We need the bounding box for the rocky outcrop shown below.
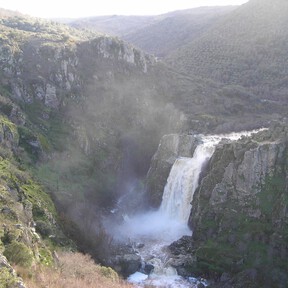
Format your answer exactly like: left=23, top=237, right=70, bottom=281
left=186, top=125, right=288, bottom=287
left=146, top=134, right=199, bottom=207
left=0, top=254, right=26, bottom=288
left=91, top=36, right=155, bottom=73
left=168, top=236, right=196, bottom=277
left=0, top=115, right=19, bottom=148
left=0, top=29, right=155, bottom=113
left=111, top=253, right=142, bottom=278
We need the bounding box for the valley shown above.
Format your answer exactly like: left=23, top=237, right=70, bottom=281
left=0, top=1, right=287, bottom=287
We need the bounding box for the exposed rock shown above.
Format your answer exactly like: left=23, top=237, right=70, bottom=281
left=93, top=36, right=155, bottom=73
left=112, top=253, right=142, bottom=278
left=188, top=126, right=288, bottom=286
left=44, top=84, right=59, bottom=108
left=142, top=263, right=154, bottom=275
left=169, top=235, right=194, bottom=255
left=168, top=236, right=196, bottom=277
left=146, top=134, right=199, bottom=207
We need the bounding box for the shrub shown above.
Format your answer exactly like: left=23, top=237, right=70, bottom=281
left=0, top=267, right=18, bottom=288
left=3, top=241, right=34, bottom=267
left=22, top=252, right=132, bottom=288
left=39, top=247, right=54, bottom=266
left=35, top=220, right=53, bottom=237
left=98, top=266, right=119, bottom=281
left=1, top=228, right=23, bottom=245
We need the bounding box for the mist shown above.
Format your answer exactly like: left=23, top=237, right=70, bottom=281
left=105, top=210, right=191, bottom=243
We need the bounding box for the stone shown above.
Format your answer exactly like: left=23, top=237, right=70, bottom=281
left=146, top=134, right=198, bottom=207
left=112, top=253, right=142, bottom=278
left=190, top=127, right=288, bottom=286
left=143, top=263, right=154, bottom=275
left=44, top=84, right=59, bottom=108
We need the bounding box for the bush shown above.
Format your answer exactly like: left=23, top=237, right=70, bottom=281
left=39, top=247, right=53, bottom=266
left=35, top=220, right=53, bottom=237
left=1, top=228, right=23, bottom=245
left=0, top=267, right=18, bottom=288
left=99, top=266, right=119, bottom=281
left=3, top=241, right=34, bottom=268
left=22, top=252, right=131, bottom=288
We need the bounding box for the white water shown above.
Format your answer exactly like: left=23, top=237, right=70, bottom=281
left=116, top=129, right=266, bottom=288
left=158, top=130, right=261, bottom=224
left=159, top=141, right=217, bottom=223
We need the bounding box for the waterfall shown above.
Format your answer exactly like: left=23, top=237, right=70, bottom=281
left=159, top=130, right=264, bottom=224
left=159, top=141, right=217, bottom=223
left=111, top=129, right=266, bottom=287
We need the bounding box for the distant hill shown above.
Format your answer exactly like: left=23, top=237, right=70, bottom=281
left=167, top=0, right=288, bottom=104
left=69, top=6, right=237, bottom=57
left=123, top=7, right=237, bottom=57
left=0, top=7, right=23, bottom=18
left=70, top=15, right=157, bottom=37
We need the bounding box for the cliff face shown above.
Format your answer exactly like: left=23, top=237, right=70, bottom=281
left=0, top=109, right=72, bottom=287
left=146, top=134, right=199, bottom=207
left=0, top=24, right=154, bottom=111
left=0, top=15, right=184, bottom=201
left=0, top=16, right=188, bottom=278
left=188, top=125, right=288, bottom=287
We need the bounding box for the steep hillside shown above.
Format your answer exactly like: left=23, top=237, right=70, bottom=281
left=167, top=0, right=288, bottom=105
left=189, top=124, right=288, bottom=287
left=123, top=7, right=236, bottom=57
left=70, top=7, right=236, bottom=57
left=70, top=15, right=157, bottom=37
left=0, top=12, right=190, bottom=268
left=0, top=96, right=73, bottom=287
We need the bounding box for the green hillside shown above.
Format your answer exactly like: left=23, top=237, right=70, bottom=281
left=1, top=3, right=288, bottom=287
left=70, top=15, right=157, bottom=37
left=123, top=7, right=236, bottom=57
left=69, top=7, right=236, bottom=57
left=167, top=0, right=288, bottom=104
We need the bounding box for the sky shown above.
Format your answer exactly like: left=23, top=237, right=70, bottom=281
left=0, top=0, right=249, bottom=18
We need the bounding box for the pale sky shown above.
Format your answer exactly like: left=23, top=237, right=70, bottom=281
left=0, top=0, right=249, bottom=18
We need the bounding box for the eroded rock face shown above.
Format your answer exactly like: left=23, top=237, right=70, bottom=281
left=188, top=125, right=288, bottom=286
left=146, top=134, right=199, bottom=207
left=0, top=32, right=155, bottom=114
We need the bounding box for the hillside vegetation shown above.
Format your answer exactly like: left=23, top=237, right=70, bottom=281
left=1, top=2, right=288, bottom=287
left=167, top=0, right=288, bottom=105
left=123, top=7, right=236, bottom=57
left=21, top=252, right=131, bottom=288
left=70, top=6, right=236, bottom=57
left=70, top=15, right=156, bottom=37
left=0, top=12, right=187, bottom=280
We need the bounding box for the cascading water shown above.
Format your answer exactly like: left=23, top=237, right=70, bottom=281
left=110, top=129, right=265, bottom=288
left=159, top=139, right=218, bottom=223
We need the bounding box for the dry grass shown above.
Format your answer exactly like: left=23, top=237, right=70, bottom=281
left=17, top=252, right=133, bottom=288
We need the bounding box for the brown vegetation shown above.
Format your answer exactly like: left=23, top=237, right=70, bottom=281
left=18, top=252, right=132, bottom=288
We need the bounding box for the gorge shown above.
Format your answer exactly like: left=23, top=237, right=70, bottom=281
left=106, top=129, right=267, bottom=287
left=0, top=1, right=288, bottom=287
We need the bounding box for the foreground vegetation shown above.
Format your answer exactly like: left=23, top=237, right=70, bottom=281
left=18, top=252, right=131, bottom=288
